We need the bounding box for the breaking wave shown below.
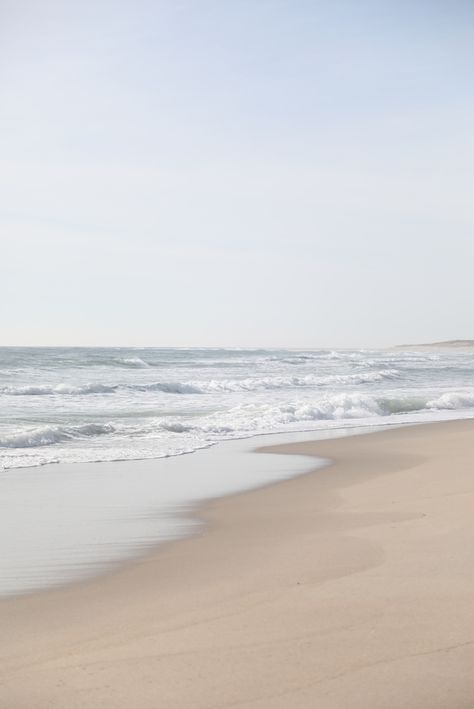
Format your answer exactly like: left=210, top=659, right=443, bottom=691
left=116, top=357, right=149, bottom=368
left=0, top=370, right=399, bottom=397
left=2, top=388, right=474, bottom=459
left=132, top=370, right=400, bottom=394
left=2, top=383, right=117, bottom=396
left=0, top=423, right=115, bottom=449
left=427, top=392, right=474, bottom=410
left=1, top=346, right=473, bottom=468
left=159, top=390, right=474, bottom=436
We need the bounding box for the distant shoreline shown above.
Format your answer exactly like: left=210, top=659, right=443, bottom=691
left=396, top=339, right=474, bottom=349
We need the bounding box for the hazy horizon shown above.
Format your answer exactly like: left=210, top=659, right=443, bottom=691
left=1, top=339, right=473, bottom=351
left=2, top=1, right=473, bottom=347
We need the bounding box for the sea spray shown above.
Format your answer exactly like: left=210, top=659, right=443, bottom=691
left=0, top=346, right=473, bottom=468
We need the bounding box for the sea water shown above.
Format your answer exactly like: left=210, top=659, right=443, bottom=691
left=1, top=346, right=473, bottom=470
left=0, top=432, right=325, bottom=596
left=1, top=346, right=473, bottom=595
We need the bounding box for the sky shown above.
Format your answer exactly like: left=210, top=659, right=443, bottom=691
left=1, top=0, right=473, bottom=347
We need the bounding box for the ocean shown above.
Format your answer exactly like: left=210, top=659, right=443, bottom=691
left=1, top=346, right=473, bottom=470
left=1, top=345, right=474, bottom=595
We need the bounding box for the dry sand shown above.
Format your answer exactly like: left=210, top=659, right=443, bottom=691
left=1, top=419, right=474, bottom=708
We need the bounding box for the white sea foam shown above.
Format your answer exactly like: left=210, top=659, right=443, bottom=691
left=117, top=357, right=150, bottom=368
left=1, top=346, right=473, bottom=467
left=427, top=392, right=474, bottom=409
left=323, top=370, right=400, bottom=385
left=2, top=370, right=399, bottom=397
left=0, top=423, right=115, bottom=448
left=159, top=390, right=474, bottom=439
left=136, top=369, right=400, bottom=394
left=2, top=383, right=117, bottom=396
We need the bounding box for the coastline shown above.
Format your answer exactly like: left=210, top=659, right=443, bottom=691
left=2, top=419, right=474, bottom=707
left=0, top=429, right=324, bottom=597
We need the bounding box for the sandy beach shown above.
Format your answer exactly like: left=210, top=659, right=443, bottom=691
left=1, top=419, right=474, bottom=708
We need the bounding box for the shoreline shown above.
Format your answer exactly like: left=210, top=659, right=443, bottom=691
left=4, top=409, right=474, bottom=474
left=0, top=428, right=324, bottom=597
left=3, top=413, right=472, bottom=598
left=2, top=419, right=474, bottom=707
left=3, top=421, right=416, bottom=598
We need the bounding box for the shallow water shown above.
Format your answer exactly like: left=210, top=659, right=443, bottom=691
left=1, top=346, right=473, bottom=469
left=0, top=428, right=337, bottom=596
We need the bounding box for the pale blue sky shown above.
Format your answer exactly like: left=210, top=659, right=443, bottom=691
left=1, top=1, right=473, bottom=346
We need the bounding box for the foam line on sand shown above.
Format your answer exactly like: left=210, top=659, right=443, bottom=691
left=1, top=419, right=474, bottom=708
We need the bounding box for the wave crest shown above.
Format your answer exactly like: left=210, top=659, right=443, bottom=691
left=159, top=390, right=474, bottom=438
left=2, top=383, right=117, bottom=396
left=1, top=370, right=400, bottom=397
left=136, top=370, right=400, bottom=394
left=427, top=392, right=474, bottom=410
left=116, top=357, right=149, bottom=368
left=0, top=422, right=115, bottom=448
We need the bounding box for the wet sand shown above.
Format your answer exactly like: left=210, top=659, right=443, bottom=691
left=1, top=419, right=474, bottom=708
